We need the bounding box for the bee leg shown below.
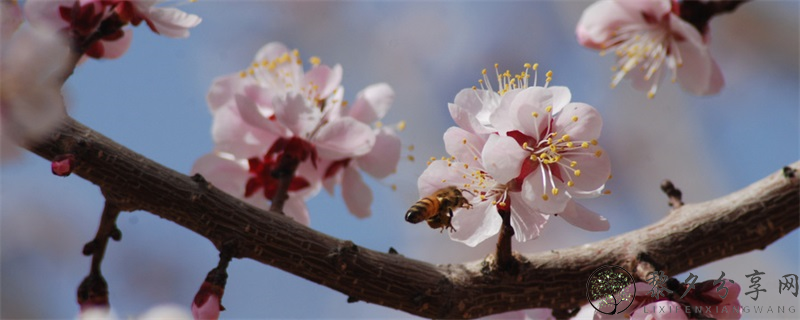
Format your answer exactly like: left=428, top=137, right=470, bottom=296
left=447, top=209, right=457, bottom=232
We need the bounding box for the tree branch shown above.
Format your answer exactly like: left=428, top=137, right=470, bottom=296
left=27, top=116, right=799, bottom=319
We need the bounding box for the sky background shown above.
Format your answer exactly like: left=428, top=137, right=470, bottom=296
left=1, top=1, right=798, bottom=319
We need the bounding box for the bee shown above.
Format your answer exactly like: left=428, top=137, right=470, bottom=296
left=405, top=186, right=472, bottom=232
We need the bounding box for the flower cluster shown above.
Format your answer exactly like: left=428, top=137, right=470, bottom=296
left=193, top=42, right=401, bottom=225
left=595, top=281, right=742, bottom=320
left=576, top=0, right=723, bottom=98
left=24, top=0, right=201, bottom=59
left=419, top=64, right=611, bottom=246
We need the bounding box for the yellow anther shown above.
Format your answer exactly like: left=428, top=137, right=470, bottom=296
left=530, top=155, right=536, bottom=161
left=549, top=144, right=557, bottom=152
left=408, top=145, right=415, bottom=151
left=608, top=174, right=613, bottom=180
left=574, top=170, right=582, bottom=177
left=540, top=153, right=547, bottom=159
left=391, top=184, right=397, bottom=191
left=562, top=134, right=570, bottom=141
left=239, top=71, right=247, bottom=78
left=464, top=163, right=469, bottom=169
left=591, top=139, right=598, bottom=145
left=447, top=162, right=452, bottom=167
left=524, top=63, right=531, bottom=68
left=441, top=179, right=447, bottom=183
left=342, top=100, right=349, bottom=107
left=545, top=105, right=553, bottom=113
left=581, top=142, right=589, bottom=148
left=595, top=150, right=603, bottom=157
left=570, top=161, right=577, bottom=167
left=472, top=86, right=477, bottom=90
left=603, top=190, right=612, bottom=195
left=473, top=156, right=478, bottom=161
left=498, top=202, right=506, bottom=207
left=532, top=63, right=539, bottom=70
left=441, top=156, right=446, bottom=160
left=248, top=68, right=255, bottom=75
left=494, top=63, right=499, bottom=69
left=647, top=91, right=655, bottom=99
left=522, top=142, right=528, bottom=149
left=567, top=181, right=575, bottom=187
left=541, top=194, right=549, bottom=201
left=482, top=68, right=487, bottom=75
left=551, top=188, right=559, bottom=195
left=408, top=155, right=415, bottom=162
left=491, top=200, right=497, bottom=205
left=480, top=194, right=487, bottom=200
left=375, top=121, right=383, bottom=128
left=252, top=62, right=259, bottom=68
left=532, top=112, right=539, bottom=118
left=546, top=70, right=553, bottom=78
left=261, top=59, right=269, bottom=66
left=430, top=157, right=437, bottom=161
left=571, top=116, right=579, bottom=122
left=397, top=120, right=407, bottom=131
left=426, top=161, right=432, bottom=166
left=462, top=138, right=468, bottom=144
left=566, top=142, right=574, bottom=148
left=310, top=56, right=321, bottom=66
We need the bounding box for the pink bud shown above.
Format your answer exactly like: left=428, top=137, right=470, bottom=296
left=191, top=281, right=224, bottom=320
left=52, top=154, right=76, bottom=176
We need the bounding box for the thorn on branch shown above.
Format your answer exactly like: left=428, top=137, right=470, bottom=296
left=783, top=166, right=796, bottom=179
left=347, top=296, right=359, bottom=303
left=388, top=247, right=399, bottom=255
left=660, top=180, right=684, bottom=209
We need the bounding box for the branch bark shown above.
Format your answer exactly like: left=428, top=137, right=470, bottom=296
left=27, top=116, right=799, bottom=319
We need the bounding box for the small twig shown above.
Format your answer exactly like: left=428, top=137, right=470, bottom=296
left=783, top=166, right=796, bottom=179
left=495, top=206, right=516, bottom=273
left=269, top=152, right=302, bottom=214
left=660, top=180, right=684, bottom=209
left=77, top=201, right=121, bottom=310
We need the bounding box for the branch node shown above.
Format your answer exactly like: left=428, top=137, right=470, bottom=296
left=387, top=247, right=399, bottom=255
left=635, top=252, right=666, bottom=280
left=660, top=179, right=684, bottom=209
left=783, top=166, right=797, bottom=179
left=347, top=296, right=359, bottom=303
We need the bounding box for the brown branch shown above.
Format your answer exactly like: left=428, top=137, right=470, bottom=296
left=27, top=116, right=799, bottom=319
left=494, top=206, right=516, bottom=273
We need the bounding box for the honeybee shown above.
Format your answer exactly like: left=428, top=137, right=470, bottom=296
left=405, top=186, right=472, bottom=232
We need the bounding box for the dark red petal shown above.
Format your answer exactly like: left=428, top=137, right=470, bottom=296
left=244, top=178, right=261, bottom=198
left=287, top=177, right=310, bottom=192
left=85, top=42, right=105, bottom=58
left=324, top=159, right=350, bottom=179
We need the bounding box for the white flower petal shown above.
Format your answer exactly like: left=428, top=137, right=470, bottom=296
left=342, top=166, right=372, bottom=218
left=449, top=201, right=502, bottom=247
left=510, top=87, right=553, bottom=139
left=348, top=83, right=395, bottom=124
left=508, top=192, right=549, bottom=242
left=283, top=195, right=311, bottom=226
left=522, top=167, right=570, bottom=214
left=314, top=117, right=376, bottom=160
left=555, top=102, right=603, bottom=142
left=443, top=126, right=486, bottom=170
left=356, top=128, right=401, bottom=179
left=416, top=160, right=472, bottom=198
left=558, top=201, right=609, bottom=231
left=449, top=88, right=493, bottom=134
left=145, top=7, right=202, bottom=38
left=481, top=135, right=528, bottom=184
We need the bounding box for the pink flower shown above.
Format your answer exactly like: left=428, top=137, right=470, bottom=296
left=23, top=0, right=199, bottom=59
left=194, top=42, right=399, bottom=223
left=319, top=83, right=402, bottom=218
left=1, top=20, right=70, bottom=163
left=576, top=0, right=723, bottom=98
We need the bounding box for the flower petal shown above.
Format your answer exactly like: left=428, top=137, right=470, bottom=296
left=145, top=7, right=202, bottom=38
left=356, top=127, right=401, bottom=179
left=575, top=0, right=640, bottom=49
left=488, top=88, right=522, bottom=133
left=510, top=86, right=553, bottom=140
left=555, top=102, right=603, bottom=142
left=304, top=64, right=343, bottom=100
left=417, top=160, right=472, bottom=198
left=449, top=201, right=502, bottom=247
left=274, top=92, right=317, bottom=136
left=563, top=146, right=610, bottom=196
left=211, top=104, right=276, bottom=158
left=548, top=86, right=572, bottom=114
left=1, top=0, right=23, bottom=44
left=207, top=74, right=246, bottom=112
left=671, top=15, right=718, bottom=95
left=558, top=201, right=609, bottom=231
left=255, top=42, right=290, bottom=62
left=522, top=167, right=569, bottom=214
left=508, top=191, right=549, bottom=242
left=342, top=166, right=372, bottom=218
left=348, top=83, right=394, bottom=124
left=191, top=153, right=249, bottom=198
left=443, top=126, right=486, bottom=170
left=449, top=88, right=493, bottom=134
left=481, top=135, right=528, bottom=184
left=98, top=30, right=132, bottom=59
left=314, top=117, right=376, bottom=160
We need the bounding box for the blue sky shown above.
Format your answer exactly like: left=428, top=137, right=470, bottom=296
left=1, top=1, right=797, bottom=318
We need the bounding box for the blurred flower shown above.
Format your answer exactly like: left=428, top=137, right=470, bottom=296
left=485, top=308, right=556, bottom=320
left=0, top=13, right=71, bottom=163
left=79, top=304, right=191, bottom=320
left=194, top=42, right=399, bottom=223
left=576, top=0, right=723, bottom=98
left=52, top=153, right=77, bottom=176
left=23, top=0, right=200, bottom=59
left=415, top=64, right=609, bottom=246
